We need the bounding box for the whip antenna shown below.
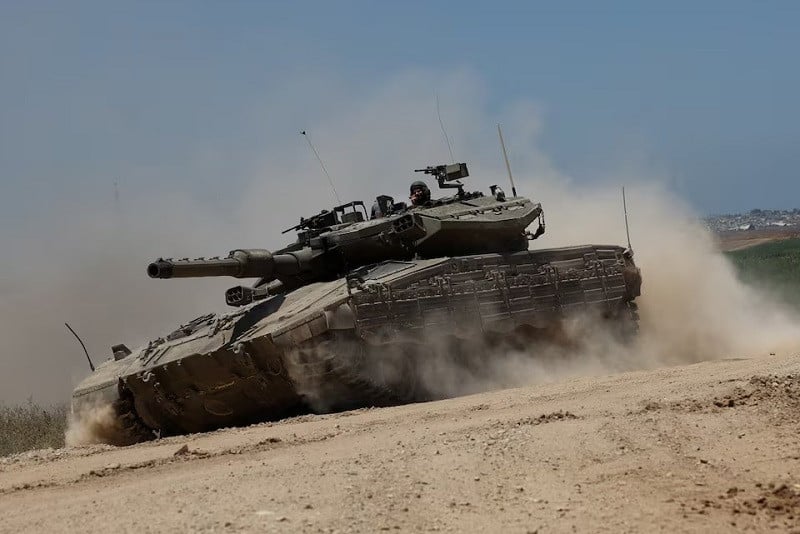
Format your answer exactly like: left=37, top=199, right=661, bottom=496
left=301, top=131, right=341, bottom=204
left=65, top=322, right=95, bottom=372
left=436, top=94, right=455, bottom=164
left=622, top=187, right=632, bottom=252
left=497, top=124, right=518, bottom=197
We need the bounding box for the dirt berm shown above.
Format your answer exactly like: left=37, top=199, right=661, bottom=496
left=1, top=351, right=799, bottom=533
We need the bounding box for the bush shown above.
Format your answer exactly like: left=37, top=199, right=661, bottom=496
left=0, top=400, right=68, bottom=457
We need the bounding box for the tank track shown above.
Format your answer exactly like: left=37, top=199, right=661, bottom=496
left=614, top=300, right=640, bottom=341
left=111, top=394, right=156, bottom=446
left=285, top=335, right=409, bottom=412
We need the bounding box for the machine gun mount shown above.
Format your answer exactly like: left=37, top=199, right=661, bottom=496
left=414, top=163, right=469, bottom=196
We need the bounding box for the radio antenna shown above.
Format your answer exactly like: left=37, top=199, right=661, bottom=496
left=436, top=94, right=455, bottom=164
left=497, top=124, right=518, bottom=197
left=622, top=187, right=633, bottom=252
left=65, top=322, right=95, bottom=372
left=301, top=130, right=341, bottom=204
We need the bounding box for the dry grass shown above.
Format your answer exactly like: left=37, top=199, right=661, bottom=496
left=0, top=400, right=68, bottom=457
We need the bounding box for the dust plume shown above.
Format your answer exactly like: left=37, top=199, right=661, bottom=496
left=541, top=181, right=800, bottom=361
left=66, top=396, right=156, bottom=446
left=65, top=402, right=121, bottom=447
left=393, top=178, right=800, bottom=400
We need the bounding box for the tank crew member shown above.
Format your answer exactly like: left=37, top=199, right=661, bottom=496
left=409, top=181, right=431, bottom=207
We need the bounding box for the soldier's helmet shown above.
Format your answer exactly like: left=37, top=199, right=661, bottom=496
left=409, top=180, right=431, bottom=206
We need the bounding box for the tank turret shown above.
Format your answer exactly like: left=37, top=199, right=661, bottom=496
left=145, top=163, right=546, bottom=305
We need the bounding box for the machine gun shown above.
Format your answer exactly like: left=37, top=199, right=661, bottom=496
left=282, top=201, right=368, bottom=234
left=414, top=163, right=469, bottom=195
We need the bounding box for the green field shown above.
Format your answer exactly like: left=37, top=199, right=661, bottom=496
left=725, top=238, right=800, bottom=310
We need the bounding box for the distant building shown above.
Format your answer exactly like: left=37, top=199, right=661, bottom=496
left=704, top=208, right=799, bottom=232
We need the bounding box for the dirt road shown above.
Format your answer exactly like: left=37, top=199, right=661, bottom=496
left=1, top=351, right=799, bottom=533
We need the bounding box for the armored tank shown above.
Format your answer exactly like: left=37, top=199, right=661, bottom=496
left=71, top=163, right=642, bottom=444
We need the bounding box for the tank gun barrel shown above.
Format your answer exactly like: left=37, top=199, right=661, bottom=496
left=147, top=249, right=309, bottom=280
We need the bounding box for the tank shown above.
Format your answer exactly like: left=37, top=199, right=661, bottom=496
left=71, top=163, right=642, bottom=444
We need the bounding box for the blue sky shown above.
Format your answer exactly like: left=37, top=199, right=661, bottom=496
left=1, top=1, right=800, bottom=401
left=2, top=1, right=799, bottom=218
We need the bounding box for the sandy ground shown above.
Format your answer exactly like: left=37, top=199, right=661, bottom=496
left=1, top=352, right=799, bottom=533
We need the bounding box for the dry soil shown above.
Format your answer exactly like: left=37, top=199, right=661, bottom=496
left=1, top=351, right=799, bottom=533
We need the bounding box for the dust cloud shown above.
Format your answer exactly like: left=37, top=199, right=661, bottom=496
left=65, top=401, right=121, bottom=447
left=543, top=181, right=800, bottom=361
left=1, top=68, right=798, bottom=409
left=390, top=179, right=800, bottom=400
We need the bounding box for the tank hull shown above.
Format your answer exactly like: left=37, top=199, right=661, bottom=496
left=72, top=245, right=641, bottom=444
